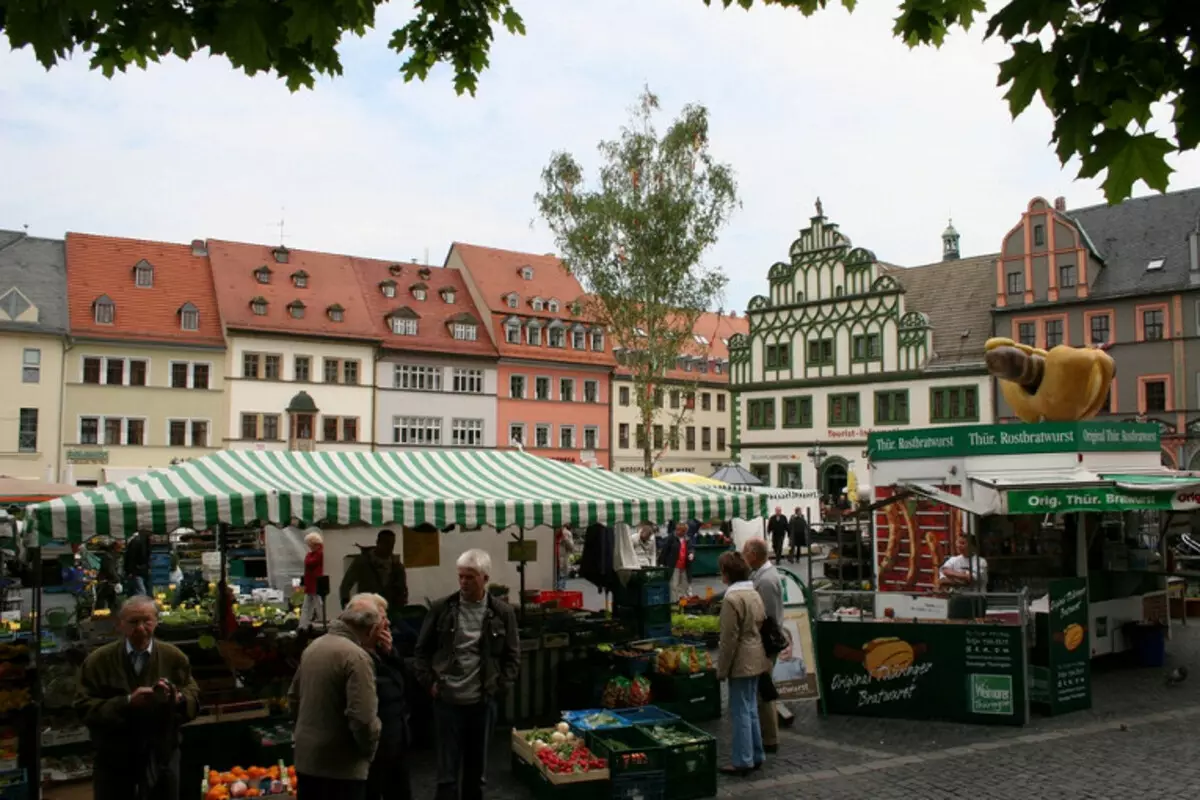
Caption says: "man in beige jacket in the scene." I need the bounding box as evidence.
[290,594,386,800]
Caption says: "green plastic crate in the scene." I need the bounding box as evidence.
[530,766,609,800]
[650,669,718,702]
[639,720,717,800]
[658,693,721,723]
[585,726,666,780]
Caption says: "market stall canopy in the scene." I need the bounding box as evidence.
[655,472,813,499]
[0,477,79,503]
[28,450,770,542]
[966,469,1200,514]
[655,473,727,487]
[709,464,764,486]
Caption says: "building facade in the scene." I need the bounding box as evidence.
[207,240,377,452]
[0,231,68,481]
[448,244,613,467]
[354,258,500,450]
[610,311,747,475]
[62,234,226,484]
[993,191,1200,467]
[730,205,995,498]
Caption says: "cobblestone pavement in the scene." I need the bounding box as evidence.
[410,624,1200,800]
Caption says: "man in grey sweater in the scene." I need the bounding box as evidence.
[743,538,783,754]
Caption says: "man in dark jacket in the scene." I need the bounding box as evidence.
[123,530,151,596]
[340,529,409,613]
[787,508,809,563]
[367,600,412,800]
[414,549,519,800]
[658,524,692,602]
[767,507,790,562]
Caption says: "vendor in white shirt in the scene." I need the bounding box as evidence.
[939,535,988,620]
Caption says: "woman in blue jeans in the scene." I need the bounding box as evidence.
[715,551,770,776]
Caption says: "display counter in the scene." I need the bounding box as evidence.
[689,543,733,578]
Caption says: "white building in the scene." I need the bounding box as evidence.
[730,204,996,499]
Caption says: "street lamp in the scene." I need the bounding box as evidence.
[807,444,827,493]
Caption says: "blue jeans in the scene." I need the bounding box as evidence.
[434,699,495,800]
[130,575,151,597]
[727,676,764,769]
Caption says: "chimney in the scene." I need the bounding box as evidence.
[191,239,207,257]
[1189,225,1200,273]
[1054,197,1066,212]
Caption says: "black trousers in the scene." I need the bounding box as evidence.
[297,773,367,800]
[92,750,179,800]
[771,534,785,560]
[434,699,495,800]
[367,734,413,800]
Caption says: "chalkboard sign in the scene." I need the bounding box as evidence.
[1031,577,1091,716]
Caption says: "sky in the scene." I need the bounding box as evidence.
[2,0,1199,314]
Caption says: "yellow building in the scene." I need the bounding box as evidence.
[0,231,68,481]
[61,233,226,485]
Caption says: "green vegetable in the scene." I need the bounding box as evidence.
[647,724,704,746]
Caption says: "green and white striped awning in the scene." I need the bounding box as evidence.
[30,449,769,542]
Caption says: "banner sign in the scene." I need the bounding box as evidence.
[1005,487,1169,514]
[1032,577,1092,716]
[868,422,1159,462]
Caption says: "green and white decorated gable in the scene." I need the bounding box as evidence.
[730,201,996,498]
[29,449,768,542]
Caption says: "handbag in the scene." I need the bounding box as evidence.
[758,671,779,702]
[760,615,787,659]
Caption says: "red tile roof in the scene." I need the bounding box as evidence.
[351,258,498,357]
[615,310,749,383]
[206,240,380,342]
[65,232,225,346]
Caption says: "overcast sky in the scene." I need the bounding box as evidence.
[2,0,1198,313]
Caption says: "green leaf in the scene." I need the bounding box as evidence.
[501,7,526,35]
[1080,131,1175,204]
[996,41,1054,117]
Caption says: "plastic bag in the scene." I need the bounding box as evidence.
[656,648,679,675]
[628,675,650,706]
[602,677,631,708]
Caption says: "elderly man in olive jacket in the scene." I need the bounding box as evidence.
[289,594,387,800]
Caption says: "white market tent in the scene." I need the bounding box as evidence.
[29,450,769,543]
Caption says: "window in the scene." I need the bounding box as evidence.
[560,379,575,402]
[548,300,560,313]
[807,339,834,366]
[1059,264,1076,288]
[548,327,565,348]
[106,359,124,385]
[452,368,484,393]
[560,426,576,449]
[701,427,712,451]
[251,297,268,315]
[293,271,308,288]
[1144,380,1167,412]
[506,294,519,309]
[652,425,664,450]
[828,393,860,426]
[169,420,208,447]
[509,423,525,445]
[17,409,36,453]
[80,417,99,444]
[243,353,283,380]
[685,426,696,451]
[241,413,281,440]
[654,389,664,408]
[21,349,39,383]
[619,423,630,449]
[93,296,115,325]
[451,418,484,447]
[442,289,456,304]
[295,356,311,382]
[452,323,478,341]
[875,390,909,424]
[323,358,355,384]
[521,267,534,280]
[125,419,145,446]
[665,425,677,449]
[510,375,526,399]
[583,426,598,450]
[381,282,397,298]
[255,266,272,283]
[535,424,551,448]
[535,377,551,400]
[1143,308,1165,341]
[748,398,776,429]
[263,414,279,440]
[694,392,708,411]
[412,286,427,301]
[1034,224,1045,246]
[320,416,357,442]
[193,420,210,447]
[852,333,882,362]
[778,464,801,489]
[717,428,726,451]
[670,390,680,410]
[393,416,442,445]
[168,361,209,389]
[930,386,979,422]
[694,334,709,345]
[1089,314,1111,345]
[635,425,646,449]
[83,357,101,384]
[1007,272,1024,295]
[179,304,200,331]
[1017,322,1036,346]
[590,330,604,351]
[527,325,542,346]
[344,361,359,385]
[169,420,187,446]
[394,364,443,391]
[783,396,812,428]
[572,329,586,349]
[94,416,143,446]
[717,394,726,412]
[1148,258,1165,271]
[288,301,305,320]
[1045,319,1064,348]
[134,261,154,287]
[171,362,188,388]
[584,380,599,403]
[328,305,344,323]
[505,322,521,344]
[634,327,647,338]
[619,386,630,406]
[391,316,418,336]
[765,343,791,369]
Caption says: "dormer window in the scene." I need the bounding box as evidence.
[380,280,397,298]
[272,246,289,264]
[520,266,534,280]
[547,299,560,313]
[292,270,309,288]
[714,362,723,374]
[452,323,477,341]
[411,282,428,301]
[1148,258,1165,271]
[441,288,456,304]
[590,329,605,351]
[531,297,544,311]
[327,304,345,322]
[634,327,647,337]
[527,320,542,346]
[254,266,272,284]
[93,295,115,325]
[288,300,306,320]
[548,326,566,348]
[571,326,586,349]
[388,308,419,336]
[389,264,403,276]
[694,334,709,345]
[506,294,519,309]
[178,302,200,331]
[250,297,268,316]
[133,259,154,288]
[418,267,432,280]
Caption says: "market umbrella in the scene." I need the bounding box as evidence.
[655,473,729,487]
[709,464,764,486]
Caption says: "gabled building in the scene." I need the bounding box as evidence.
[447,244,614,466]
[353,258,500,450]
[0,231,68,480]
[63,234,226,484]
[730,205,995,498]
[611,311,748,475]
[206,241,378,453]
[993,189,1200,467]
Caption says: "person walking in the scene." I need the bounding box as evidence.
[299,531,325,630]
[365,596,413,800]
[631,524,658,568]
[75,595,201,800]
[715,552,769,776]
[340,529,409,613]
[743,538,783,755]
[414,549,520,800]
[123,529,152,596]
[555,526,576,591]
[787,508,808,564]
[766,508,789,562]
[657,524,692,602]
[290,594,386,800]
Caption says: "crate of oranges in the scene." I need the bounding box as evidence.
[202,760,296,799]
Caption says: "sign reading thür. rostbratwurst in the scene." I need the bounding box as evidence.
[868,422,1159,462]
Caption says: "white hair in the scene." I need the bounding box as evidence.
[341,593,385,630]
[744,538,769,561]
[304,531,324,547]
[119,595,158,619]
[359,592,388,615]
[456,548,492,576]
